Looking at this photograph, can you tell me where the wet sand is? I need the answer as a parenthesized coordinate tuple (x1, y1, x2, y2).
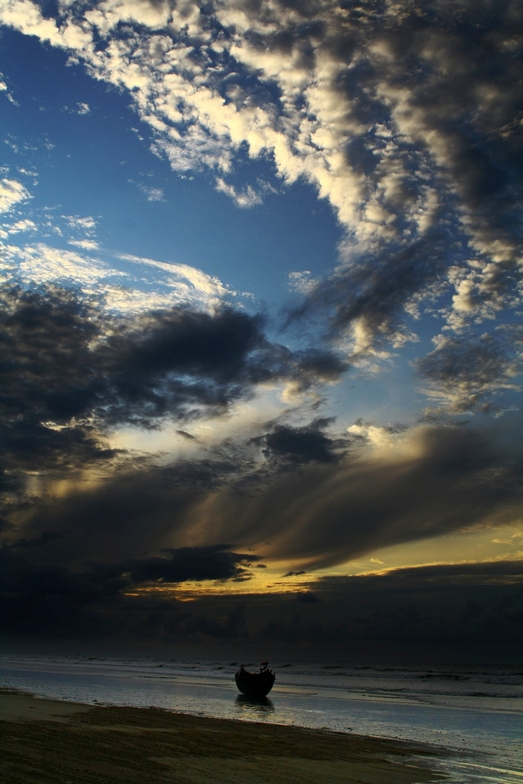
(0, 689, 446, 784)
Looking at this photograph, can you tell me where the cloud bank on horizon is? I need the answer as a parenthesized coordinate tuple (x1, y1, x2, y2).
(0, 0, 523, 641)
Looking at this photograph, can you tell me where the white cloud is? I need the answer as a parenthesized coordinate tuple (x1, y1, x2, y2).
(115, 251, 231, 303)
(288, 271, 318, 295)
(0, 1, 480, 253)
(139, 184, 164, 201)
(0, 217, 36, 238)
(215, 178, 262, 208)
(0, 74, 17, 104)
(1, 241, 114, 287)
(0, 239, 232, 315)
(0, 178, 31, 212)
(68, 238, 100, 250)
(63, 214, 97, 233)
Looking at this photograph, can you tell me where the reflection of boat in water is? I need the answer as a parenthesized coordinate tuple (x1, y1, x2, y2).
(235, 694, 274, 714)
(235, 662, 275, 697)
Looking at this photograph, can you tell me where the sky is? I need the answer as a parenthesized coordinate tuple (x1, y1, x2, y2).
(0, 0, 522, 659)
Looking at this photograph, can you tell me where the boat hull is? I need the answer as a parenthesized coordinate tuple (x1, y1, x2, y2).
(235, 670, 275, 697)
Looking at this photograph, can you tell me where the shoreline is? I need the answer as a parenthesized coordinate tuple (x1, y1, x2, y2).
(0, 688, 449, 783)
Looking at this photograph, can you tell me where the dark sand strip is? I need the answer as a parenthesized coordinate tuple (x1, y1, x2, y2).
(0, 690, 447, 784)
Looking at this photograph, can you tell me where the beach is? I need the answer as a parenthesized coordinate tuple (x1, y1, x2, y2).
(0, 689, 443, 784)
(1, 654, 522, 783)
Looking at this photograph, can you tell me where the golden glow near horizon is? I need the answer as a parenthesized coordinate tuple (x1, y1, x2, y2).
(122, 520, 523, 600)
(339, 523, 523, 576)
(123, 569, 314, 600)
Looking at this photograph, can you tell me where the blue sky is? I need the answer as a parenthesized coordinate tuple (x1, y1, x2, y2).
(1, 25, 342, 310)
(0, 0, 523, 649)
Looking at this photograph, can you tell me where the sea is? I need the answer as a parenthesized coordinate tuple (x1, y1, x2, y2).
(0, 653, 521, 783)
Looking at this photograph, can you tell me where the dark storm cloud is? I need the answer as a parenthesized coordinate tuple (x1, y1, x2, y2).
(253, 422, 343, 465)
(1, 420, 120, 473)
(288, 234, 446, 353)
(98, 306, 289, 425)
(13, 457, 242, 569)
(0, 279, 354, 596)
(200, 423, 523, 568)
(3, 420, 522, 644)
(177, 430, 197, 440)
(11, 421, 523, 575)
(295, 591, 320, 603)
(0, 540, 259, 635)
(0, 286, 113, 472)
(0, 283, 345, 494)
(0, 543, 124, 603)
(290, 349, 348, 388)
(0, 541, 258, 598)
(115, 545, 260, 585)
(254, 561, 523, 651)
(0, 283, 345, 436)
(312, 560, 523, 596)
(417, 329, 523, 415)
(0, 284, 282, 434)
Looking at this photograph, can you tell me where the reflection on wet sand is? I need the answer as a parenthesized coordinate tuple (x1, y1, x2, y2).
(235, 694, 275, 714)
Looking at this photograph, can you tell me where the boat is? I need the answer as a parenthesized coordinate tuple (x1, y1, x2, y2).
(235, 662, 275, 697)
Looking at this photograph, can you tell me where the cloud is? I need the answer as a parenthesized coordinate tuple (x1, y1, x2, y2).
(95, 314, 273, 427)
(0, 218, 36, 239)
(10, 416, 523, 578)
(0, 178, 31, 212)
(2, 0, 523, 408)
(2, 391, 522, 642)
(0, 540, 259, 636)
(3, 525, 522, 646)
(288, 271, 319, 295)
(295, 591, 320, 603)
(63, 215, 96, 233)
(252, 421, 344, 466)
(215, 178, 263, 208)
(139, 184, 164, 201)
(68, 239, 100, 250)
(255, 560, 523, 650)
(2, 1, 523, 651)
(116, 545, 260, 585)
(1, 2, 519, 248)
(0, 280, 347, 520)
(417, 328, 523, 416)
(116, 253, 230, 301)
(185, 423, 523, 569)
(0, 284, 295, 440)
(315, 560, 523, 594)
(0, 243, 231, 314)
(1, 275, 518, 607)
(288, 232, 444, 357)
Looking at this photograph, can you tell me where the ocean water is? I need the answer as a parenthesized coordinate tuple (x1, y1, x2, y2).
(0, 654, 522, 783)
